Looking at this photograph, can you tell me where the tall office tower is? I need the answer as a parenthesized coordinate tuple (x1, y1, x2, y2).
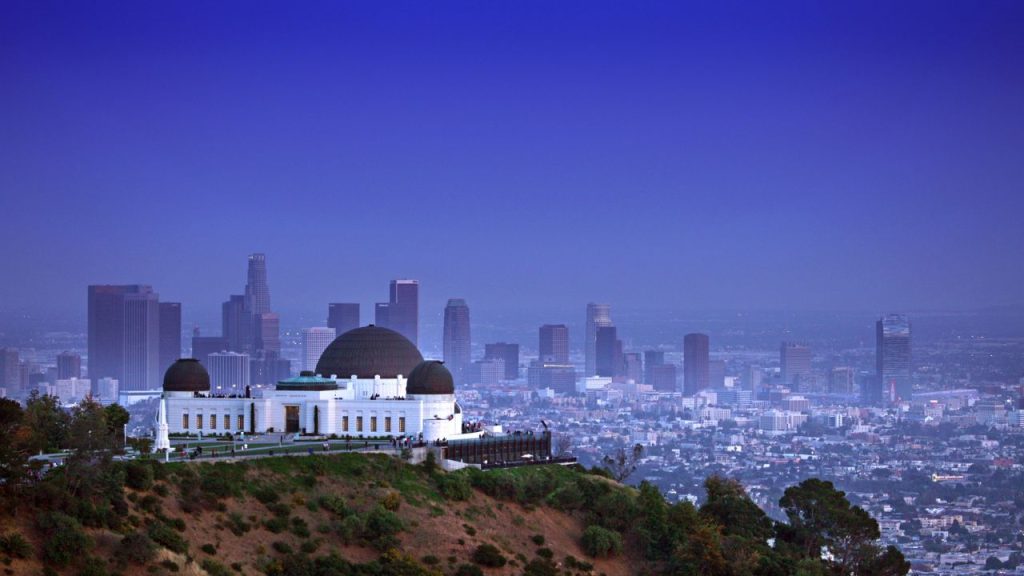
(122, 289, 161, 391)
(644, 350, 665, 384)
(159, 302, 182, 376)
(650, 364, 678, 392)
(443, 299, 472, 383)
(595, 326, 621, 378)
(830, 366, 856, 394)
(88, 285, 162, 392)
(0, 349, 19, 395)
(539, 324, 570, 363)
(746, 364, 763, 392)
(56, 352, 82, 380)
(253, 312, 281, 354)
(877, 314, 912, 403)
(623, 352, 642, 383)
(328, 303, 360, 337)
(207, 352, 250, 395)
(222, 295, 251, 353)
(374, 303, 390, 327)
(302, 327, 335, 372)
(780, 342, 812, 391)
(191, 336, 228, 366)
(244, 253, 271, 315)
(484, 342, 520, 380)
(378, 280, 419, 345)
(683, 333, 710, 395)
(585, 303, 613, 376)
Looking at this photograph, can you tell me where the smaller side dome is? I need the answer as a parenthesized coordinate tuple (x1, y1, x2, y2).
(163, 358, 210, 392)
(407, 361, 455, 395)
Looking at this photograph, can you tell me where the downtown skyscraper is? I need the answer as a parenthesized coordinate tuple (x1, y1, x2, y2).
(875, 314, 912, 404)
(159, 302, 182, 377)
(780, 342, 812, 391)
(302, 327, 336, 372)
(539, 324, 569, 364)
(585, 303, 613, 376)
(443, 299, 471, 384)
(88, 285, 163, 392)
(376, 279, 419, 345)
(328, 303, 360, 337)
(221, 254, 280, 355)
(683, 332, 710, 395)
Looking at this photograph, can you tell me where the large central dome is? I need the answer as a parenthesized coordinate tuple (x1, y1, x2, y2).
(315, 325, 424, 379)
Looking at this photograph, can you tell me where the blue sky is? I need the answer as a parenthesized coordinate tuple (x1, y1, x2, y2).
(2, 1, 1023, 325)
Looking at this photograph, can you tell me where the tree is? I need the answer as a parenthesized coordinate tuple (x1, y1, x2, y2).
(104, 403, 130, 443)
(778, 479, 909, 576)
(64, 396, 117, 498)
(580, 525, 622, 558)
(602, 443, 643, 482)
(22, 390, 69, 454)
(700, 475, 774, 542)
(0, 399, 29, 504)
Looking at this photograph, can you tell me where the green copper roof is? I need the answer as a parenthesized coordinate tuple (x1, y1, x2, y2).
(276, 371, 338, 391)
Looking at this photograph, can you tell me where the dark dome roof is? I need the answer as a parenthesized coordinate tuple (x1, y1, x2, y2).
(163, 358, 210, 392)
(407, 361, 455, 395)
(315, 325, 423, 379)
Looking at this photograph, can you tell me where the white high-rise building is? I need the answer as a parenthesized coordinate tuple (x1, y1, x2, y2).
(95, 377, 119, 404)
(585, 303, 612, 377)
(303, 327, 336, 372)
(207, 351, 250, 395)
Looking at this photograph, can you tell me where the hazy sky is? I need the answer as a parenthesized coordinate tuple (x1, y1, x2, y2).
(3, 1, 1023, 324)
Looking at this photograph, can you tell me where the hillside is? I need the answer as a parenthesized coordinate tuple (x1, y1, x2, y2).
(0, 450, 909, 576)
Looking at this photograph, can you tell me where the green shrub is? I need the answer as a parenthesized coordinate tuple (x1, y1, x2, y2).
(471, 544, 506, 568)
(160, 559, 180, 572)
(300, 540, 319, 554)
(271, 541, 292, 554)
(148, 520, 188, 554)
(435, 473, 473, 501)
(267, 502, 291, 518)
(531, 534, 545, 546)
(337, 515, 364, 544)
(125, 460, 154, 491)
(580, 525, 622, 558)
(455, 564, 484, 576)
(138, 494, 162, 514)
(36, 512, 91, 566)
(227, 512, 251, 536)
(263, 516, 288, 534)
(318, 494, 348, 516)
(421, 555, 440, 565)
(463, 523, 477, 536)
(117, 532, 157, 565)
(201, 543, 217, 555)
(250, 485, 279, 505)
(536, 547, 553, 559)
(153, 483, 169, 497)
(523, 558, 558, 576)
(199, 463, 246, 499)
(290, 517, 310, 538)
(77, 556, 109, 576)
(382, 491, 402, 511)
(200, 559, 232, 576)
(0, 533, 31, 559)
(364, 506, 403, 542)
